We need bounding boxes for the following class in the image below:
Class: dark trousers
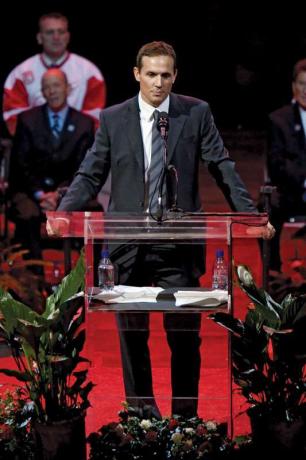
[9,193,44,274]
[115,245,202,418]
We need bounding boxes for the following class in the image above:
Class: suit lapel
[122,94,186,170]
[41,105,58,148]
[292,102,306,150]
[60,108,75,145]
[167,93,186,163]
[124,97,144,171]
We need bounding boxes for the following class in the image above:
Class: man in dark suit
[267,59,306,272]
[55,41,274,417]
[9,68,95,261]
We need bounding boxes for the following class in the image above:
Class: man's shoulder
[269,104,293,123]
[5,54,41,82]
[18,104,44,121]
[170,93,210,117]
[68,107,95,126]
[64,53,102,76]
[102,97,137,117]
[8,54,40,72]
[170,93,208,106]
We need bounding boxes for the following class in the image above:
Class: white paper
[174,289,228,307]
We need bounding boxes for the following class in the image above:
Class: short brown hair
[39,12,69,31]
[136,41,177,70]
[293,59,306,81]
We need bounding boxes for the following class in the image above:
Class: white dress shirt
[138,93,169,211]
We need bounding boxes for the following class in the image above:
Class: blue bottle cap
[216,249,224,258]
[101,250,109,258]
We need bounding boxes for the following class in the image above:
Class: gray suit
[58,93,256,417]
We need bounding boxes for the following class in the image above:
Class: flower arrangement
[0,387,34,459]
[87,404,234,459]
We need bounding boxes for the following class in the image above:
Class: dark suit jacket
[268,102,306,210]
[58,93,256,214]
[58,93,256,281]
[9,104,95,197]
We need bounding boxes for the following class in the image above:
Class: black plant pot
[33,413,86,460]
[249,409,306,456]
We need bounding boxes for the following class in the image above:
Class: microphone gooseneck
[156,113,169,223]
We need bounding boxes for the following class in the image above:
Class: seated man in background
[8,68,96,262]
[3,11,106,136]
[267,58,306,273]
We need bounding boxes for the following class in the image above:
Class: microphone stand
[166,164,184,218]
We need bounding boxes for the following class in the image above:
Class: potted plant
[210,265,306,455]
[0,251,93,460]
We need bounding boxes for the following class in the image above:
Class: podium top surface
[46,211,268,240]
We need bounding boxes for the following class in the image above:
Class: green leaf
[235,265,281,329]
[44,251,85,318]
[0,368,32,382]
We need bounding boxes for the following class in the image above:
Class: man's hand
[46,217,70,237]
[245,221,276,239]
[39,191,59,211]
[262,221,276,240]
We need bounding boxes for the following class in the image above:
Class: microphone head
[157,112,169,134]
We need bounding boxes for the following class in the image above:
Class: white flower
[206,420,217,431]
[140,419,152,430]
[184,427,195,435]
[171,432,183,444]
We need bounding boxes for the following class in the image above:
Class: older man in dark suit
[55,41,274,417]
[267,59,306,272]
[9,68,95,261]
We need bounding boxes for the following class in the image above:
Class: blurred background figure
[3,11,106,136]
[267,58,306,273]
[8,68,96,264]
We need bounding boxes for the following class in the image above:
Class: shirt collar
[47,105,69,124]
[41,52,69,67]
[138,93,170,121]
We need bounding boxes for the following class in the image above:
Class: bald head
[41,69,70,111]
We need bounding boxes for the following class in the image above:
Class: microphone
[157,111,169,140]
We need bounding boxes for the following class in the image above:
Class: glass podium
[47,211,268,436]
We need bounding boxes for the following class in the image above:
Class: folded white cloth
[93,285,163,303]
[92,286,228,307]
[174,289,228,307]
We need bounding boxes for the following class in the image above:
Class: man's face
[133,55,177,107]
[293,71,306,110]
[41,70,69,111]
[37,18,70,59]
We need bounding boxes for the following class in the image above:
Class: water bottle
[212,249,228,290]
[98,249,114,290]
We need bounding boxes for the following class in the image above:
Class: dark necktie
[148,110,166,213]
[52,113,61,138]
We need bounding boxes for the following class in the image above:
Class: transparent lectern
[47,211,268,436]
